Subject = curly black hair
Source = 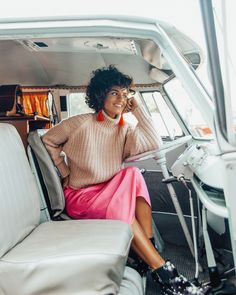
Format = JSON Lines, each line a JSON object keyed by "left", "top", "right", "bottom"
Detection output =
{"left": 85, "top": 65, "right": 133, "bottom": 112}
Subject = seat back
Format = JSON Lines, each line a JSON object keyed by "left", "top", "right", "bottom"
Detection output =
{"left": 28, "top": 130, "right": 65, "bottom": 218}
{"left": 0, "top": 123, "right": 40, "bottom": 257}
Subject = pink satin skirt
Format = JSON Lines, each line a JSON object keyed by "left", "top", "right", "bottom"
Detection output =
{"left": 63, "top": 166, "right": 151, "bottom": 224}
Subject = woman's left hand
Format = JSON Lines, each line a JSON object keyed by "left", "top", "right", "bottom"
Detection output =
{"left": 123, "top": 97, "right": 138, "bottom": 113}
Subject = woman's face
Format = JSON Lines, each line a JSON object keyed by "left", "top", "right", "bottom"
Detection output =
{"left": 103, "top": 86, "right": 129, "bottom": 118}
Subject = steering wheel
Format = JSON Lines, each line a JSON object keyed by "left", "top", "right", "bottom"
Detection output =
{"left": 124, "top": 135, "right": 192, "bottom": 163}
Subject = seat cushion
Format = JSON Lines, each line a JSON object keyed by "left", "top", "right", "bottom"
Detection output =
{"left": 0, "top": 219, "right": 133, "bottom": 295}
{"left": 119, "top": 267, "right": 144, "bottom": 295}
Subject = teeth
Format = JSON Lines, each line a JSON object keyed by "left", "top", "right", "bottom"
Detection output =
{"left": 114, "top": 104, "right": 122, "bottom": 107}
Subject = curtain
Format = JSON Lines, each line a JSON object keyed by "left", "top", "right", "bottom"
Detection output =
{"left": 22, "top": 92, "right": 49, "bottom": 117}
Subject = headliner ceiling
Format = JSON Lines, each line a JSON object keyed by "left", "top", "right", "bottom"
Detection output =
{"left": 0, "top": 39, "right": 156, "bottom": 86}
{"left": 0, "top": 22, "right": 203, "bottom": 87}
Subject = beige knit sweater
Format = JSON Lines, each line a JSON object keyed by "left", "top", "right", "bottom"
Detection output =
{"left": 42, "top": 105, "right": 160, "bottom": 188}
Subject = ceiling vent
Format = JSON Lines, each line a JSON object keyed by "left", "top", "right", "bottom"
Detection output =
{"left": 33, "top": 41, "right": 48, "bottom": 48}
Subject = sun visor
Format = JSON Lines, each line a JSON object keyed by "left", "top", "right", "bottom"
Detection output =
{"left": 138, "top": 22, "right": 203, "bottom": 83}
{"left": 149, "top": 67, "right": 169, "bottom": 83}
{"left": 139, "top": 40, "right": 163, "bottom": 69}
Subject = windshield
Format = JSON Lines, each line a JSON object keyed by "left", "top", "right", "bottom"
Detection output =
{"left": 164, "top": 77, "right": 213, "bottom": 140}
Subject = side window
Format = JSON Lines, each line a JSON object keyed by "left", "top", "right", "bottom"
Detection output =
{"left": 164, "top": 79, "right": 213, "bottom": 139}
{"left": 141, "top": 91, "right": 183, "bottom": 139}
{"left": 68, "top": 93, "right": 92, "bottom": 116}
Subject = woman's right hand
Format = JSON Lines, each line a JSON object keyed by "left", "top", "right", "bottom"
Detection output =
{"left": 123, "top": 97, "right": 138, "bottom": 113}
{"left": 62, "top": 176, "right": 69, "bottom": 188}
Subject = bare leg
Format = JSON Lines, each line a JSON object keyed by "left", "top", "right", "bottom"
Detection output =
{"left": 131, "top": 217, "right": 165, "bottom": 269}
{"left": 135, "top": 197, "right": 153, "bottom": 239}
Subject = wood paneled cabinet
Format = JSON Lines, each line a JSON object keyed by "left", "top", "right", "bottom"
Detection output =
{"left": 0, "top": 116, "right": 50, "bottom": 150}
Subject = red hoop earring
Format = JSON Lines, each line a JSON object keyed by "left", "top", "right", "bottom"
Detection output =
{"left": 97, "top": 110, "right": 104, "bottom": 121}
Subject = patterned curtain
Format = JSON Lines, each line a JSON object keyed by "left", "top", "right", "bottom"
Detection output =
{"left": 22, "top": 92, "right": 49, "bottom": 117}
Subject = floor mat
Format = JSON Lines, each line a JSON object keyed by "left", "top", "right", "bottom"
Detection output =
{"left": 161, "top": 242, "right": 209, "bottom": 283}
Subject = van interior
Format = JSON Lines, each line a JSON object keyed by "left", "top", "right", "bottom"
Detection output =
{"left": 0, "top": 7, "right": 236, "bottom": 295}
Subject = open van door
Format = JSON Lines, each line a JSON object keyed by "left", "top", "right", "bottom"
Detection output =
{"left": 200, "top": 0, "right": 236, "bottom": 266}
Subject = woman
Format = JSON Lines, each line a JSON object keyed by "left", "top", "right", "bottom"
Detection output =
{"left": 42, "top": 65, "right": 207, "bottom": 295}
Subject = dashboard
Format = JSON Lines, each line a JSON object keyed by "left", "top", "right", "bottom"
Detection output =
{"left": 171, "top": 142, "right": 223, "bottom": 190}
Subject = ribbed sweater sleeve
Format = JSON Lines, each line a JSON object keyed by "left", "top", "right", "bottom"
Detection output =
{"left": 42, "top": 119, "right": 70, "bottom": 178}
{"left": 123, "top": 105, "right": 161, "bottom": 159}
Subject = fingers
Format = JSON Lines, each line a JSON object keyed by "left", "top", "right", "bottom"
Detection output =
{"left": 122, "top": 101, "right": 131, "bottom": 113}
{"left": 126, "top": 100, "right": 133, "bottom": 111}
{"left": 127, "top": 98, "right": 138, "bottom": 111}
{"left": 123, "top": 98, "right": 138, "bottom": 113}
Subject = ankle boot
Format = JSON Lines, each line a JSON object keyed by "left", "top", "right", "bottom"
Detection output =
{"left": 151, "top": 260, "right": 207, "bottom": 295}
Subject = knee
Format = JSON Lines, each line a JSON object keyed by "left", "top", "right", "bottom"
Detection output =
{"left": 125, "top": 166, "right": 140, "bottom": 174}
{"left": 124, "top": 167, "right": 144, "bottom": 180}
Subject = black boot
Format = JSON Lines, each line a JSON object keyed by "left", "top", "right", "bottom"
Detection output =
{"left": 151, "top": 260, "right": 208, "bottom": 295}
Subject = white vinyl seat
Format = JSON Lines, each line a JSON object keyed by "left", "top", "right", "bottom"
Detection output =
{"left": 119, "top": 267, "right": 144, "bottom": 295}
{"left": 0, "top": 220, "right": 132, "bottom": 295}
{"left": 27, "top": 129, "right": 66, "bottom": 220}
{"left": 0, "top": 123, "right": 144, "bottom": 295}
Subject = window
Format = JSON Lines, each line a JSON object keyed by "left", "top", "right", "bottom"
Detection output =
{"left": 164, "top": 78, "right": 213, "bottom": 139}
{"left": 68, "top": 93, "right": 92, "bottom": 117}
{"left": 140, "top": 91, "right": 183, "bottom": 138}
